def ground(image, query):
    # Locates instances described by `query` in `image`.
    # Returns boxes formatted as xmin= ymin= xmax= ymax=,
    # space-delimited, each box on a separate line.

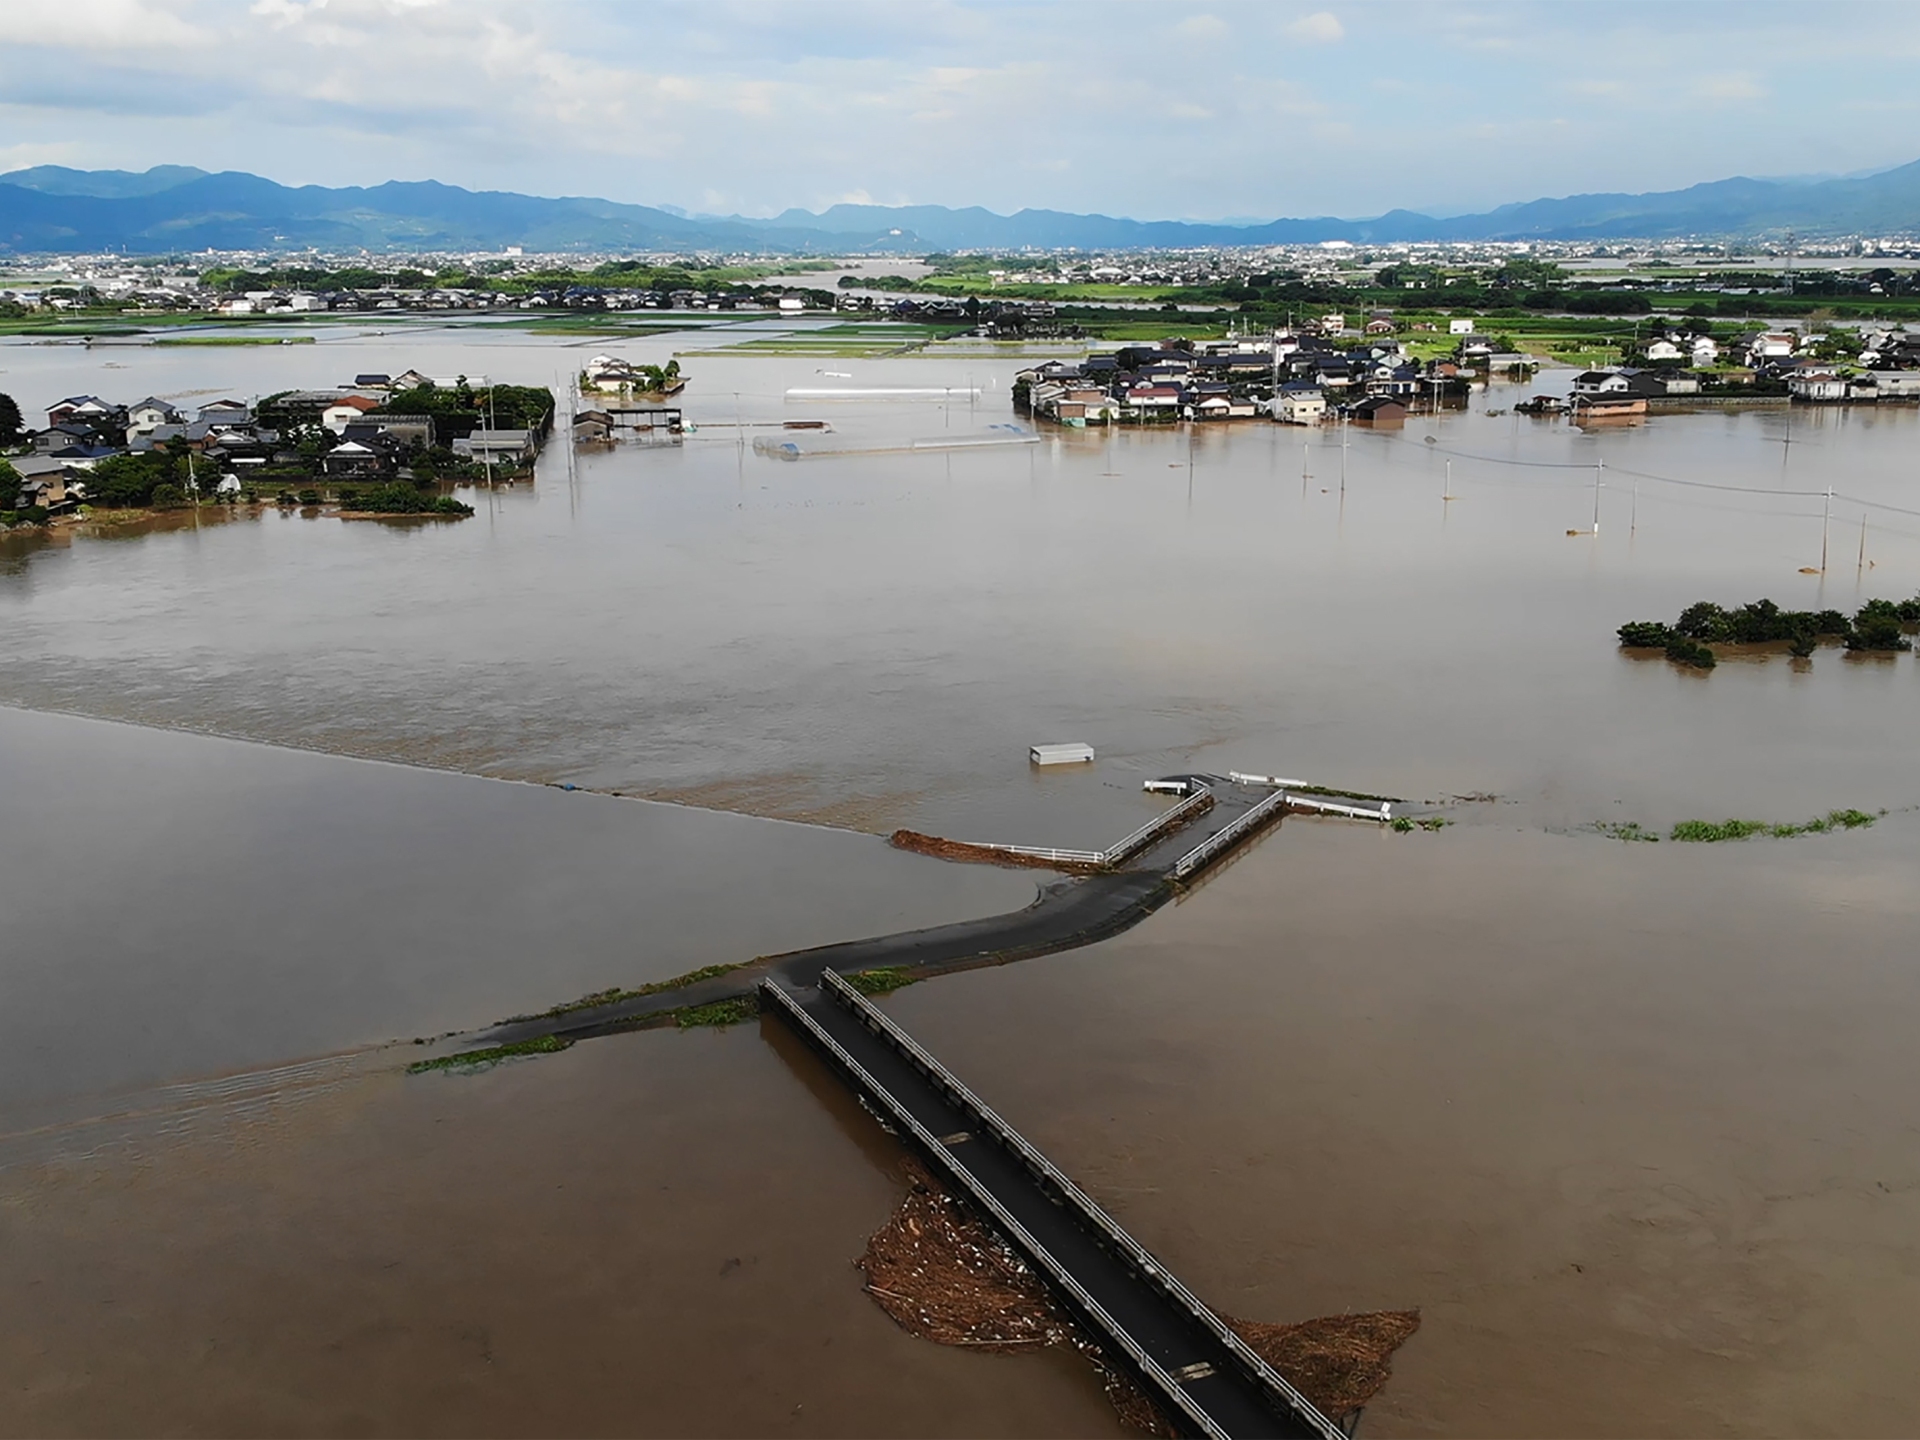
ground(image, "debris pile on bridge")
xmin=859 ymin=1161 xmax=1422 ymax=1434
xmin=856 ymin=1158 xmax=1074 ymax=1351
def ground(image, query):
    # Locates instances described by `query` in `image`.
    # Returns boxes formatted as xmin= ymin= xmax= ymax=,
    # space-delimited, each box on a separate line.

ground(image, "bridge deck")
xmin=762 ymin=969 xmax=1340 ymax=1440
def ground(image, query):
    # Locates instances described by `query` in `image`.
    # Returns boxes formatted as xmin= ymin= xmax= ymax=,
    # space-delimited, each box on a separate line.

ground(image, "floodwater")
xmin=4 ymin=320 xmax=1920 ymax=1435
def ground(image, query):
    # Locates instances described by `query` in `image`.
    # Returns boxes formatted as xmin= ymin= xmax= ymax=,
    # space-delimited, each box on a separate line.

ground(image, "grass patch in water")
xmin=1670 ymin=809 xmax=1879 ymax=843
xmin=675 ymin=995 xmax=759 ymax=1029
xmin=1291 ymin=782 xmax=1403 ymax=804
xmin=844 ymin=966 xmax=918 ymax=996
xmin=1598 ymin=821 xmax=1660 ymax=842
xmin=408 ymin=1034 xmax=572 ymax=1074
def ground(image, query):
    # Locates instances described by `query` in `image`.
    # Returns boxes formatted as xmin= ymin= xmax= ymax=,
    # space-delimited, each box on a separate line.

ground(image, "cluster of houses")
xmin=1556 ymin=323 xmax=1920 ymax=414
xmin=10 ymin=370 xmax=540 ymax=513
xmin=1015 ymin=324 xmax=1521 ymax=429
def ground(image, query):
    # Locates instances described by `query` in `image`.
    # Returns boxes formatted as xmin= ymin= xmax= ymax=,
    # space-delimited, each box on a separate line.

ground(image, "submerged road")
xmin=472 ymin=777 xmax=1291 ymax=1050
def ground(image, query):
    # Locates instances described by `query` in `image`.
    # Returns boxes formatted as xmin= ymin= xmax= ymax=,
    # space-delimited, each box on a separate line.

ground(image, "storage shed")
xmin=1030 ymin=743 xmax=1095 ymax=766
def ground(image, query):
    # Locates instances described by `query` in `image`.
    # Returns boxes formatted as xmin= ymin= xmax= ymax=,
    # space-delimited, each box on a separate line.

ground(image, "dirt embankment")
xmin=888 ymin=829 xmax=1103 ymax=874
xmin=858 ymin=1159 xmax=1419 ymax=1434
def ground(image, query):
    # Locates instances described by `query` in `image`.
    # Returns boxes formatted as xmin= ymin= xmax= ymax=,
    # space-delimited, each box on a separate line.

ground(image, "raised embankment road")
xmin=467 ymin=777 xmax=1385 ymax=1052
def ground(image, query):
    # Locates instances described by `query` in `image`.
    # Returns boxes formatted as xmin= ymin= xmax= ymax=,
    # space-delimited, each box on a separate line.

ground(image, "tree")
xmin=0 ymin=456 xmax=18 ymax=511
xmin=91 ymin=451 xmax=182 ymax=508
xmin=0 ymin=391 xmax=21 ymax=446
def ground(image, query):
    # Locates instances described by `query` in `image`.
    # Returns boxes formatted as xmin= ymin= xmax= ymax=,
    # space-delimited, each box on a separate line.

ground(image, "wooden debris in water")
xmin=856 ymin=1159 xmax=1420 ymax=1434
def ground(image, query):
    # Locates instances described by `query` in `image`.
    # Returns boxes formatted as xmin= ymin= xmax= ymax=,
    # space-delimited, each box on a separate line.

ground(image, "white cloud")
xmin=1696 ymin=72 xmax=1767 ymax=102
xmin=1288 ymin=11 xmax=1344 ymax=43
xmin=1175 ymin=13 xmax=1229 ymax=41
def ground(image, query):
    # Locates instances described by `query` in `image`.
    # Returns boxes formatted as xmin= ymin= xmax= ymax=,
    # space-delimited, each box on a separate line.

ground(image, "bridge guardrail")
xmin=1171 ymin=787 xmax=1291 ymax=880
xmin=954 ymin=785 xmax=1215 ymax=870
xmin=815 ymin=968 xmax=1341 ymax=1440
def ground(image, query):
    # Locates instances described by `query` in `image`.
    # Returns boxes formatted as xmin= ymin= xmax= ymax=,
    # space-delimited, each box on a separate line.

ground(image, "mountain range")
xmin=4 ymin=161 xmax=1919 ymax=255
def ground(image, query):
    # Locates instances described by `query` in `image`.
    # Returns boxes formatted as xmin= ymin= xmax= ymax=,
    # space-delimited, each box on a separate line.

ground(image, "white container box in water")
xmin=1030 ymin=742 xmax=1095 ymax=766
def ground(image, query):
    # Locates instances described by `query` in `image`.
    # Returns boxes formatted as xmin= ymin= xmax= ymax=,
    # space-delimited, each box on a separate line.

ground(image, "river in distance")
xmin=2 ymin=319 xmax=1917 ymax=1435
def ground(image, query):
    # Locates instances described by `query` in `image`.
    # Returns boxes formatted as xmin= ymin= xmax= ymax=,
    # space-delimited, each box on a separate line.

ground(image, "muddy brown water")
xmin=4 ymin=326 xmax=1920 ymax=1434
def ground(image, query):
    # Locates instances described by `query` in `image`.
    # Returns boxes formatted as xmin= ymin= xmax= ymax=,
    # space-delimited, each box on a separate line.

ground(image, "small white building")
xmin=1271 ymin=386 xmax=1327 ymax=425
xmin=1030 ymin=743 xmax=1095 ymax=766
xmin=322 ymin=396 xmax=383 ymax=433
xmin=1448 ymin=318 xmax=1476 ymax=335
xmin=1788 ymin=372 xmax=1850 ymax=403
xmin=454 ymin=429 xmax=536 ymax=463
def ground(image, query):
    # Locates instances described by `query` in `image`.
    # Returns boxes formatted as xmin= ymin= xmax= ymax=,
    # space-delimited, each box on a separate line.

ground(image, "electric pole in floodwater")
xmin=1591 ymin=457 xmax=1603 ymax=535
xmin=1821 ymin=484 xmax=1833 ymax=574
xmin=1339 ymin=413 xmax=1349 ymax=498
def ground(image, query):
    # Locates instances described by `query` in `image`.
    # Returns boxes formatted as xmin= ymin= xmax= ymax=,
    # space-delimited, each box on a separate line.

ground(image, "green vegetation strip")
xmin=1290 ymin=783 xmax=1404 ymax=804
xmin=844 ymin=966 xmax=919 ymax=996
xmin=1671 ymin=810 xmax=1879 ymax=843
xmin=675 ymin=996 xmax=759 ymax=1028
xmin=154 ymin=335 xmax=315 ymax=346
xmin=1390 ymin=817 xmax=1450 ymax=833
xmin=407 ymin=1034 xmax=572 ymax=1074
xmin=523 ymin=960 xmax=753 ymax=1021
xmin=1599 ymin=810 xmax=1880 ymax=843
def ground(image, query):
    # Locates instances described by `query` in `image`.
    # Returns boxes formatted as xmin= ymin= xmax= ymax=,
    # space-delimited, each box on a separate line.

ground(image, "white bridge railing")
xmin=1171 ymin=786 xmax=1290 ymax=880
xmin=968 ymin=786 xmax=1215 ymax=870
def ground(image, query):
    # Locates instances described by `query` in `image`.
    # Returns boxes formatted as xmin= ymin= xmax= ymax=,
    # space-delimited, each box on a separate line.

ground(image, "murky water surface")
xmin=3 ymin=322 xmax=1919 ymax=1435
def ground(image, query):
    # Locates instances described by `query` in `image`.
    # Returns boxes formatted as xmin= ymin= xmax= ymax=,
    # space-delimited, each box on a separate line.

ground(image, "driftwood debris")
xmin=857 ymin=1159 xmax=1419 ymax=1434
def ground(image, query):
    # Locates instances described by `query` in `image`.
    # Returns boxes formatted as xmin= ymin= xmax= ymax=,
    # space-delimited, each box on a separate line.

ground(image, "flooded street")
xmin=4 ymin=323 xmax=1920 ymax=1434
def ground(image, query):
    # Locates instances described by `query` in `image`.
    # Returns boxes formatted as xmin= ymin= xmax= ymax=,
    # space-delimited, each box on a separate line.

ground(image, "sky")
xmin=2 ymin=0 xmax=1918 ymax=221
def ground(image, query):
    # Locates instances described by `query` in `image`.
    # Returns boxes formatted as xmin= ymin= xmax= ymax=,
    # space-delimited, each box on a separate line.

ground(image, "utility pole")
xmin=1442 ymin=457 xmax=1453 ymax=502
xmin=1820 ymin=484 xmax=1832 ymax=573
xmin=1592 ymin=457 xmax=1603 ymax=535
xmin=1339 ymin=413 xmax=1349 ymax=498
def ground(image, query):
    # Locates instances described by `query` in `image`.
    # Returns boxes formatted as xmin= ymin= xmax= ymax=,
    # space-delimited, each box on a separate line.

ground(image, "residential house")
xmin=12 ymin=459 xmax=87 ymax=512
xmin=322 ymin=395 xmax=385 ymax=433
xmin=1347 ymin=396 xmax=1407 ymax=426
xmin=46 ymin=395 xmax=120 ymax=428
xmin=1643 ymin=338 xmax=1684 ymax=363
xmin=1787 ymin=371 xmax=1851 ymax=403
xmin=1745 ymin=332 xmax=1797 ymax=364
xmin=1123 ymin=382 xmax=1183 ymax=414
xmin=453 ymin=429 xmax=536 ymax=465
xmin=321 ymin=439 xmax=396 ymax=478
xmin=572 ymin=410 xmax=614 ymax=443
xmin=125 ymin=397 xmax=182 ymax=440
xmin=350 ymin=414 xmax=433 ymax=449
xmin=1271 ymin=383 xmax=1326 ymax=425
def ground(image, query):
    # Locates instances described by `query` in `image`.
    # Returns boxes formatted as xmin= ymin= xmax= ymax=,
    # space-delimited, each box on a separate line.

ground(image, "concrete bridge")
xmin=764 ymin=967 xmax=1346 ymax=1440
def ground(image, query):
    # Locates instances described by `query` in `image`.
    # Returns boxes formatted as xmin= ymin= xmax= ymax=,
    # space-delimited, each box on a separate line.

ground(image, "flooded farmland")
xmin=3 ymin=322 xmax=1919 ymax=1435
